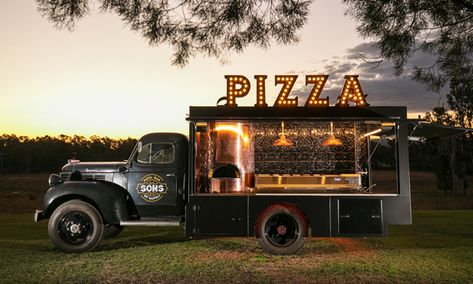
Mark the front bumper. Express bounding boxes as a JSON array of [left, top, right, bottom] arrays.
[[34, 210, 43, 222]]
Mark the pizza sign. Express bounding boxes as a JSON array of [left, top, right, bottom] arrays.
[[224, 74, 369, 107]]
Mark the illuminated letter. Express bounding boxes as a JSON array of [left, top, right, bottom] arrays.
[[225, 75, 251, 107], [274, 75, 298, 107], [336, 75, 369, 107], [254, 75, 268, 107], [305, 75, 329, 107]]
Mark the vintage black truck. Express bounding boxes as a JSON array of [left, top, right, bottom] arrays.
[[34, 105, 416, 254], [34, 75, 470, 254]]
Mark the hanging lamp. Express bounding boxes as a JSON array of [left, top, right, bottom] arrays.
[[322, 122, 342, 146], [273, 121, 293, 146]]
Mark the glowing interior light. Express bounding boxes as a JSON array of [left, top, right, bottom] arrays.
[[362, 128, 382, 138], [273, 121, 293, 146], [274, 75, 298, 107], [322, 122, 343, 146], [215, 125, 249, 143], [336, 75, 369, 107], [225, 75, 251, 106]]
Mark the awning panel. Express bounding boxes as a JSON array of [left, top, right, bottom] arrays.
[[409, 121, 472, 140]]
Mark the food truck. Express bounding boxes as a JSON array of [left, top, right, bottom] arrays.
[[35, 75, 423, 254]]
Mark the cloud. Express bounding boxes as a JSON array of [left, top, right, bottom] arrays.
[[294, 41, 446, 114]]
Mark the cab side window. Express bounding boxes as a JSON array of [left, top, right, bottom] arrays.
[[136, 143, 174, 164]]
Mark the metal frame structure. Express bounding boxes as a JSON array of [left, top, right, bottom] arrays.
[[185, 106, 412, 237]]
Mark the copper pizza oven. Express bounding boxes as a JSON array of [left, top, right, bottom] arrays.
[[210, 122, 254, 192], [210, 164, 241, 193], [212, 164, 241, 178]]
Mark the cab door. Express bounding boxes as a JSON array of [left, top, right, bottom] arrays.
[[127, 138, 185, 217]]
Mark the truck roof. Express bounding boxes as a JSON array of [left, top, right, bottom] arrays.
[[140, 132, 188, 144], [187, 106, 407, 122]]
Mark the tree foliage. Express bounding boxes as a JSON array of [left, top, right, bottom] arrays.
[[36, 0, 311, 66], [447, 72, 473, 128], [421, 106, 472, 196], [344, 0, 473, 91], [346, 0, 473, 196], [0, 134, 137, 174]]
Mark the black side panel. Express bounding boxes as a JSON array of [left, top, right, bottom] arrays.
[[338, 199, 382, 235], [248, 196, 331, 237], [186, 195, 247, 236], [127, 136, 188, 218], [42, 181, 132, 225]]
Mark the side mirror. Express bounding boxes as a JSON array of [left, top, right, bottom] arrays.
[[137, 141, 143, 153]]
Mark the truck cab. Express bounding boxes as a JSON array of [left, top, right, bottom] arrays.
[[122, 133, 187, 218], [35, 133, 188, 252]]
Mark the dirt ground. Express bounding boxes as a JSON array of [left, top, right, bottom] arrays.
[[0, 173, 49, 214]]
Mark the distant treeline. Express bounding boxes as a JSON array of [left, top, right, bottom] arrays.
[[0, 134, 137, 174], [0, 132, 471, 196]]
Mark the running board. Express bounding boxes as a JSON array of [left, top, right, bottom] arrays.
[[120, 220, 181, 227]]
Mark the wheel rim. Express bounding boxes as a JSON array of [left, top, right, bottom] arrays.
[[264, 213, 299, 247], [58, 211, 94, 245]]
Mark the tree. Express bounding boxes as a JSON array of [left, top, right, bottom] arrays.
[[36, 0, 311, 66], [423, 106, 472, 197], [447, 72, 473, 128], [345, 1, 473, 197], [344, 0, 473, 91], [0, 134, 137, 174]]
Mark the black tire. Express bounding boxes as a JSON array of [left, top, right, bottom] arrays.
[[103, 224, 124, 239], [256, 205, 307, 255], [48, 200, 104, 253]]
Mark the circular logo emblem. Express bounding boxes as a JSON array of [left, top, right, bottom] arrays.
[[136, 174, 168, 202]]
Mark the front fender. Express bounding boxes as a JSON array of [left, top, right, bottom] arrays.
[[42, 181, 134, 225]]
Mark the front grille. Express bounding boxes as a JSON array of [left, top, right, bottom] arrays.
[[60, 172, 107, 181], [94, 175, 106, 181], [60, 173, 71, 181]]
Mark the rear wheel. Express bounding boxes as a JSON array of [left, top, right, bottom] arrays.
[[48, 200, 104, 253], [256, 205, 307, 255]]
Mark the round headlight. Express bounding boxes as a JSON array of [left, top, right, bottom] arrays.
[[48, 174, 63, 187]]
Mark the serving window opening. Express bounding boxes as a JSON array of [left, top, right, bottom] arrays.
[[193, 120, 398, 194]]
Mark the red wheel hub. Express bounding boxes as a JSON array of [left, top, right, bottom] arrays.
[[277, 225, 287, 235]]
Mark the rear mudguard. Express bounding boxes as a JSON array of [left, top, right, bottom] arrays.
[[42, 181, 135, 225]]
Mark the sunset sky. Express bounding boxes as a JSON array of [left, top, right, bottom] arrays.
[[1, 0, 445, 138]]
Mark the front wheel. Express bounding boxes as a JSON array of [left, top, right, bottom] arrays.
[[48, 200, 104, 253], [256, 205, 307, 255]]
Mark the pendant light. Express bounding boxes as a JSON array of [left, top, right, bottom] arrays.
[[322, 122, 342, 146], [273, 121, 293, 146]]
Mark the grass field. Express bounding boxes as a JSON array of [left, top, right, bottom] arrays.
[[0, 211, 472, 283], [0, 173, 472, 283]]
